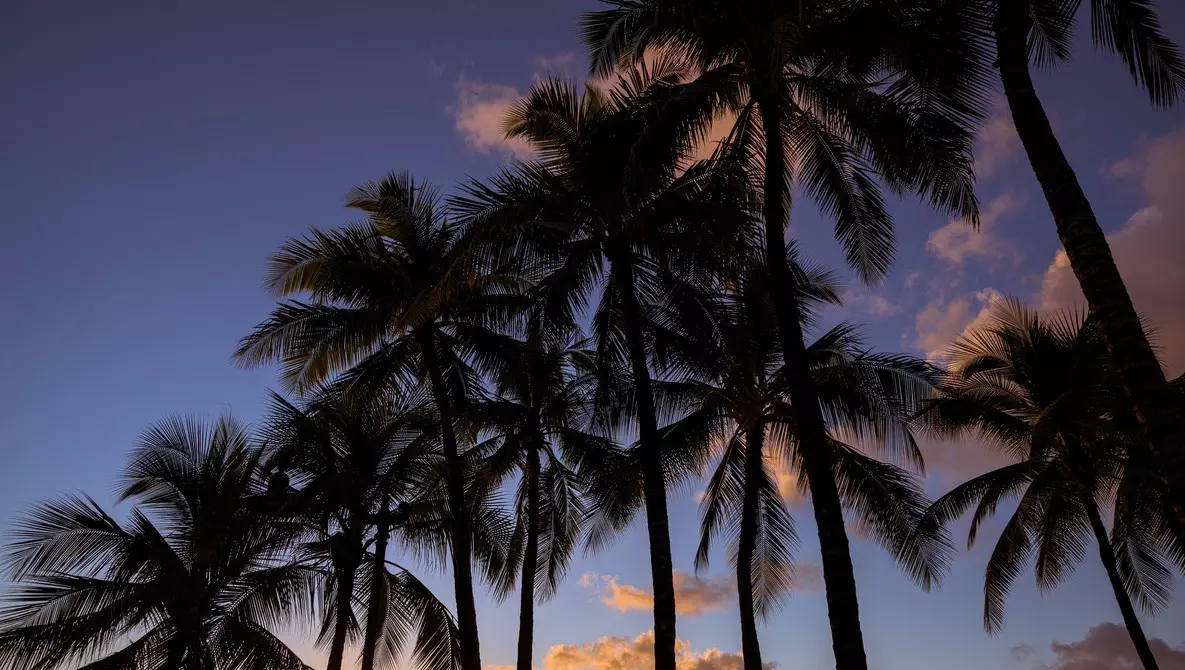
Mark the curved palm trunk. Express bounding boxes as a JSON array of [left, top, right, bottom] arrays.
[[995, 4, 1185, 532], [758, 94, 868, 670], [327, 565, 357, 670], [516, 433, 542, 670], [737, 421, 765, 670], [1084, 496, 1160, 670], [361, 497, 392, 670], [613, 256, 678, 670], [420, 334, 482, 670]]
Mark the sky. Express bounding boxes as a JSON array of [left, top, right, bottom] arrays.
[[2, 1, 1184, 669]]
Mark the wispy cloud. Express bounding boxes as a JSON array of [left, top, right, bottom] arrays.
[[579, 571, 734, 617], [543, 631, 774, 669], [974, 107, 1020, 179], [448, 78, 534, 160], [926, 192, 1023, 267]]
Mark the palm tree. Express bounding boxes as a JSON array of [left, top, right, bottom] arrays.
[[450, 65, 753, 669], [652, 257, 945, 669], [914, 300, 1183, 670], [261, 388, 461, 670], [464, 318, 600, 670], [973, 0, 1185, 525], [236, 172, 522, 670], [580, 4, 983, 666], [0, 415, 314, 670]]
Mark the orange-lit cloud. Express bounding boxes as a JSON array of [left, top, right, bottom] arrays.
[[448, 78, 534, 160], [926, 192, 1023, 267], [1036, 622, 1185, 670], [913, 288, 1004, 362], [1039, 125, 1185, 377], [579, 571, 734, 617], [543, 631, 773, 670]]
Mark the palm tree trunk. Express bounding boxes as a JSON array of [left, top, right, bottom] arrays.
[[419, 333, 482, 670], [516, 432, 542, 670], [361, 497, 392, 670], [1083, 496, 1160, 670], [327, 566, 357, 670], [995, 3, 1185, 532], [737, 421, 765, 670], [758, 93, 868, 670], [612, 255, 678, 670]]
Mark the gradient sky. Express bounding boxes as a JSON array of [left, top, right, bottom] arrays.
[[2, 1, 1185, 669]]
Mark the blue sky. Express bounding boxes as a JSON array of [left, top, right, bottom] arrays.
[[2, 1, 1184, 668]]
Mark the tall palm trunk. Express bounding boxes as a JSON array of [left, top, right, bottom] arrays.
[[612, 255, 678, 670], [327, 560, 357, 670], [419, 333, 482, 670], [361, 496, 392, 670], [995, 3, 1185, 531], [516, 432, 542, 670], [1083, 496, 1160, 670], [737, 421, 765, 670], [758, 92, 868, 670]]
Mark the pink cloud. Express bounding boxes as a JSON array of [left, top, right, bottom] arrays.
[[448, 78, 534, 160], [1038, 125, 1185, 377], [926, 192, 1024, 267], [543, 631, 773, 670], [975, 108, 1020, 179], [1038, 622, 1185, 670], [913, 288, 1005, 361]]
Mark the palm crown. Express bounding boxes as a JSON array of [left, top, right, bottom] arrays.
[[0, 416, 313, 670]]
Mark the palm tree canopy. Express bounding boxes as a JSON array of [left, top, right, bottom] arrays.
[[0, 416, 314, 670], [579, 0, 989, 282], [260, 388, 469, 670], [914, 299, 1184, 632], [235, 171, 525, 399]]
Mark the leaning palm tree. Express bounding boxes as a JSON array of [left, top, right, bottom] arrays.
[[262, 388, 462, 670], [236, 173, 522, 670], [463, 318, 600, 670], [451, 63, 753, 669], [969, 0, 1185, 522], [914, 300, 1182, 670], [652, 257, 944, 669], [0, 415, 314, 670], [580, 4, 984, 666]]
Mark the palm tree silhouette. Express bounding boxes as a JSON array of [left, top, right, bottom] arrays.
[[0, 416, 312, 670], [451, 64, 754, 669], [464, 317, 601, 670], [236, 172, 523, 670], [968, 0, 1185, 527], [580, 3, 982, 666], [261, 388, 461, 670], [915, 300, 1182, 670], [655, 256, 944, 669]]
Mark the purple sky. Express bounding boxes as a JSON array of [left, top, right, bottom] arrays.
[[2, 1, 1184, 668]]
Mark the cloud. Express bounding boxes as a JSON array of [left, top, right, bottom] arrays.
[[789, 562, 823, 593], [448, 78, 535, 160], [1038, 622, 1185, 670], [1011, 643, 1037, 662], [845, 287, 901, 317], [913, 288, 1005, 361], [534, 52, 576, 72], [543, 631, 774, 669], [579, 571, 734, 616], [926, 192, 1024, 266], [975, 109, 1021, 179], [1038, 125, 1185, 377]]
